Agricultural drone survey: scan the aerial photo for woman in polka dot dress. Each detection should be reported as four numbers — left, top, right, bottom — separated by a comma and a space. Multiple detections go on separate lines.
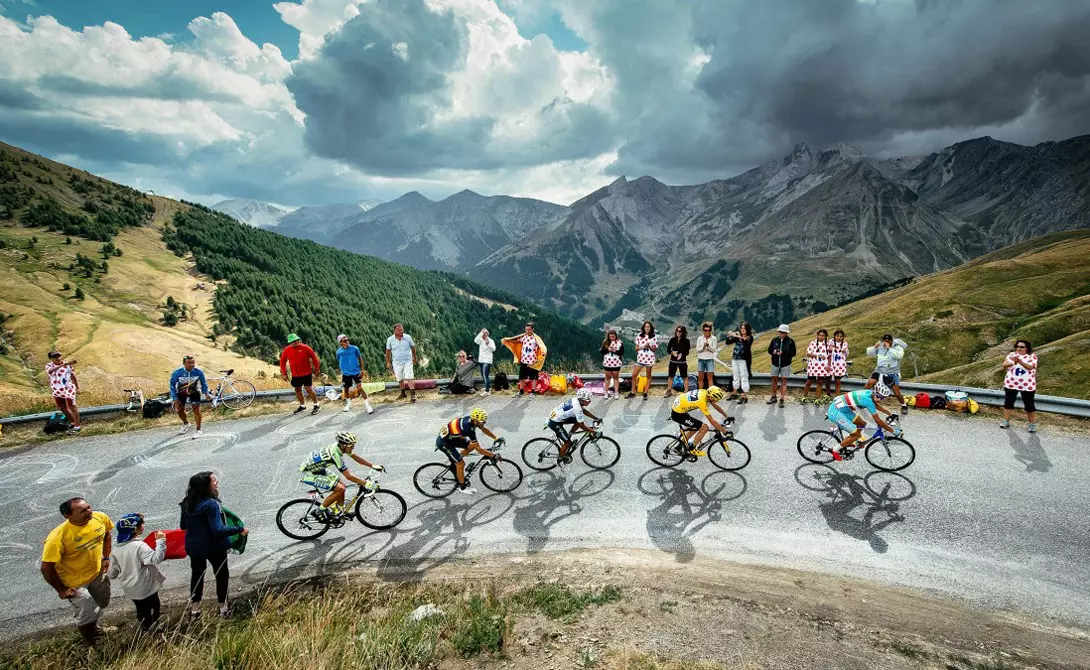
45, 351, 81, 433
801, 329, 831, 402
627, 321, 658, 400
1000, 339, 1038, 432
600, 329, 625, 399
828, 330, 850, 394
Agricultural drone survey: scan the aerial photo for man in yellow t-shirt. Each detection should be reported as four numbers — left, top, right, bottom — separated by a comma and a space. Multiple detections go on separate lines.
41, 497, 113, 646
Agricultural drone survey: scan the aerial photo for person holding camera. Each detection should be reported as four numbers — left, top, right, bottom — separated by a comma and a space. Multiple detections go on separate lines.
724, 322, 753, 403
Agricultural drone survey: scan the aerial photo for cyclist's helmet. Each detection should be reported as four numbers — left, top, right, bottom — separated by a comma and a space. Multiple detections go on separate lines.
873, 382, 892, 398
336, 431, 358, 448
469, 407, 488, 424
575, 388, 592, 402
706, 385, 725, 401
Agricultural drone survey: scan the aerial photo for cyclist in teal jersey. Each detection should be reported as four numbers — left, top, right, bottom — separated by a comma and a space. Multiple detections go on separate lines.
298, 432, 384, 518
826, 384, 901, 461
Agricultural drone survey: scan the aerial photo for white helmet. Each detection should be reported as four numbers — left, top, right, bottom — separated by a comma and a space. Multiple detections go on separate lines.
873, 382, 892, 398
575, 388, 592, 402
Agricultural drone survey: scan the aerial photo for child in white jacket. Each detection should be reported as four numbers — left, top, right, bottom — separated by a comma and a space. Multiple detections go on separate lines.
107, 513, 167, 630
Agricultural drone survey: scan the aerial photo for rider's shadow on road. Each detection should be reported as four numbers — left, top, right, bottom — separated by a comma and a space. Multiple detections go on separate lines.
794, 464, 916, 554
512, 469, 616, 553
1008, 431, 1050, 473
758, 404, 787, 443
488, 395, 530, 436
640, 467, 747, 563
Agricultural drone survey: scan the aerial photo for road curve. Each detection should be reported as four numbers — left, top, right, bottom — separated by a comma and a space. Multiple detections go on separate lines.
1, 394, 1087, 639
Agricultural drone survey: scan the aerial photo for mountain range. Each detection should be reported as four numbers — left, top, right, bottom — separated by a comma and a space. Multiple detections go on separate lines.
211, 199, 291, 228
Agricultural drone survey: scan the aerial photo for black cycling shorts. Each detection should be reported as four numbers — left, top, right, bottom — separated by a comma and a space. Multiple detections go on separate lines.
435, 436, 466, 463
175, 391, 202, 406
670, 410, 702, 432
342, 374, 362, 390
291, 374, 314, 388
548, 418, 576, 442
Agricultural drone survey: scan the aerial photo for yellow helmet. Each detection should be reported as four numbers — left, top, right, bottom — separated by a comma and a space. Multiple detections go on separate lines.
706, 386, 725, 401
469, 408, 488, 424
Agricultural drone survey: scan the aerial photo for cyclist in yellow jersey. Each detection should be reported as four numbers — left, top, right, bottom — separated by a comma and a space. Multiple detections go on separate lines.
670, 385, 733, 456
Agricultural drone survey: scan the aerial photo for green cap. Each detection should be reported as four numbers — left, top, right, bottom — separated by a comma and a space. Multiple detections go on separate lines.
286, 333, 300, 343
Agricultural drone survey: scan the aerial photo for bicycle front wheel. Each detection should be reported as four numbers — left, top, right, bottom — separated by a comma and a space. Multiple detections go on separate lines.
413, 463, 458, 499
707, 437, 751, 471
220, 380, 256, 409
797, 430, 839, 464
522, 437, 561, 471
865, 437, 916, 471
581, 436, 621, 469
355, 489, 407, 530
479, 458, 523, 492
276, 499, 329, 540
645, 434, 685, 467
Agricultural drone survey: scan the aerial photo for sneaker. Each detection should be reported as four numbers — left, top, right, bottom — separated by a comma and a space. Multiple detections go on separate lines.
642, 393, 648, 400
778, 398, 785, 408
365, 401, 374, 414
999, 419, 1010, 429
410, 394, 416, 404
484, 391, 491, 396
189, 610, 201, 620
727, 393, 738, 401
831, 449, 844, 462
177, 425, 190, 435
625, 392, 636, 399
458, 485, 477, 496
900, 404, 909, 415
739, 397, 748, 404
192, 429, 203, 440
311, 405, 320, 415
343, 400, 352, 413
398, 390, 407, 400
1028, 422, 1038, 433
219, 606, 233, 618
766, 396, 777, 405
518, 390, 525, 397
293, 405, 306, 415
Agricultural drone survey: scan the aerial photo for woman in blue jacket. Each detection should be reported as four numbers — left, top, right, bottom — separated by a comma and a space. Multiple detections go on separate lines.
180, 471, 246, 617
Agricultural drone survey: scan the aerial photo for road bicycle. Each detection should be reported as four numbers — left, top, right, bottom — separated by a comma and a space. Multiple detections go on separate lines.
275, 473, 407, 540
645, 427, 751, 471
206, 368, 256, 410
796, 415, 915, 471
413, 440, 524, 498
521, 423, 621, 471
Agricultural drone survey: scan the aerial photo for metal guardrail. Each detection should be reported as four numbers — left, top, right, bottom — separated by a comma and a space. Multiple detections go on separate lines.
3, 372, 1087, 426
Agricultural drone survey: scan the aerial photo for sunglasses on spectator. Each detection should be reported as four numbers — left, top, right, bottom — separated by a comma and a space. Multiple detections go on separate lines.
1016, 345, 1027, 349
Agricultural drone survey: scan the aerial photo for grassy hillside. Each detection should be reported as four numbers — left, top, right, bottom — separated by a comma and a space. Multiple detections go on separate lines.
752, 229, 1090, 399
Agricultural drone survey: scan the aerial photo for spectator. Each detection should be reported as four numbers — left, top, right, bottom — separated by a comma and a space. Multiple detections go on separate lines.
280, 334, 321, 415
40, 497, 112, 646
600, 329, 625, 399
695, 322, 719, 390
503, 322, 548, 397
1000, 339, 1039, 433
449, 350, 477, 395
336, 334, 373, 415
107, 514, 166, 631
180, 471, 246, 618
665, 325, 690, 397
627, 321, 658, 399
767, 324, 796, 407
385, 324, 418, 404
169, 355, 209, 439
474, 328, 497, 396
724, 322, 754, 403
865, 334, 909, 414
802, 329, 831, 402
46, 351, 81, 434
828, 329, 850, 395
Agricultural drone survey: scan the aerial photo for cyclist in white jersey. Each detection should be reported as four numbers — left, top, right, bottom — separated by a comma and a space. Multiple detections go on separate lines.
827, 383, 901, 460
548, 389, 601, 463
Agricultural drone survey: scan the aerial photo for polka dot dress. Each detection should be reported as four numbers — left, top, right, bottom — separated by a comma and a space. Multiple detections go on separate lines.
1004, 353, 1037, 392
634, 335, 658, 366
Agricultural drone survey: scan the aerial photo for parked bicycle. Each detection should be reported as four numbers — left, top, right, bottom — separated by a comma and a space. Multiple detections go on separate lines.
275, 473, 407, 540
645, 428, 751, 471
413, 440, 524, 498
521, 422, 621, 471
796, 415, 914, 471
206, 368, 256, 410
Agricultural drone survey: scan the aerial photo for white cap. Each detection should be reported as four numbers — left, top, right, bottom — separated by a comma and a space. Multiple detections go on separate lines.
777, 324, 791, 333
337, 334, 348, 342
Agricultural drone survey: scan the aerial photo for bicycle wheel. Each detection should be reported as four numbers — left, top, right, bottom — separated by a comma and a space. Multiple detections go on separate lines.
354, 489, 407, 530
797, 430, 839, 464
479, 458, 523, 492
580, 436, 621, 469
413, 463, 458, 499
275, 499, 330, 540
707, 437, 751, 471
521, 437, 561, 471
220, 380, 256, 410
865, 437, 915, 472
645, 434, 685, 467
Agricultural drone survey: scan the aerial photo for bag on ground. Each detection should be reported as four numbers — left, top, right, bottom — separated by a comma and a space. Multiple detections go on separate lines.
635, 376, 650, 394
567, 374, 584, 389
672, 375, 685, 391
550, 374, 568, 393
43, 412, 70, 434
582, 380, 606, 396
493, 372, 510, 391
619, 378, 632, 393
141, 397, 168, 419
945, 390, 970, 413
143, 529, 187, 559
688, 373, 698, 389
930, 395, 946, 410
967, 398, 980, 414
534, 375, 551, 395
906, 395, 917, 407
914, 392, 931, 409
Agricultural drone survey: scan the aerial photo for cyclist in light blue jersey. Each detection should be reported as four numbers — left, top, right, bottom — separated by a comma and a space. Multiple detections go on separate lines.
827, 384, 901, 461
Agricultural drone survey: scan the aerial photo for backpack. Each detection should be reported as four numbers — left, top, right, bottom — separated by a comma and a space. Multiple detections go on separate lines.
906, 395, 917, 407
914, 392, 931, 409
534, 375, 551, 395
550, 374, 568, 394
43, 412, 70, 435
142, 397, 168, 419
967, 398, 980, 414
672, 375, 685, 391
567, 374, 584, 390
493, 372, 509, 391
635, 376, 650, 394
688, 373, 698, 389
619, 378, 632, 393
930, 395, 946, 410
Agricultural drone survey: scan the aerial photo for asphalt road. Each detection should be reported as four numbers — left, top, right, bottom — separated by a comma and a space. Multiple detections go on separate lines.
2, 393, 1087, 639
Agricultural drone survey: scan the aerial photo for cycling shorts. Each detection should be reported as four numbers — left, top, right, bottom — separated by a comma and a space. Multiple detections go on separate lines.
299, 471, 340, 492
548, 418, 576, 442
827, 405, 861, 433
435, 436, 466, 463
670, 410, 703, 432
175, 391, 202, 406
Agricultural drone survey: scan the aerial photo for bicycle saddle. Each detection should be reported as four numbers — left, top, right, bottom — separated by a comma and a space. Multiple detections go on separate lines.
219, 369, 234, 375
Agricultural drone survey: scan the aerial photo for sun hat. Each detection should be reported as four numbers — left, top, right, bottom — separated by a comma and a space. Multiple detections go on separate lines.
115, 513, 144, 542
777, 324, 791, 333
286, 333, 300, 343
337, 334, 348, 342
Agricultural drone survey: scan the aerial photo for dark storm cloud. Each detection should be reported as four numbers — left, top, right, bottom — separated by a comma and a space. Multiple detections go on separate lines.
0, 109, 184, 165
0, 79, 44, 110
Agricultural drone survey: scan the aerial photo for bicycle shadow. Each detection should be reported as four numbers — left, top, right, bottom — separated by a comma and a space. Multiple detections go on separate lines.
512, 469, 616, 553
1007, 431, 1051, 473
639, 466, 747, 563
793, 463, 916, 554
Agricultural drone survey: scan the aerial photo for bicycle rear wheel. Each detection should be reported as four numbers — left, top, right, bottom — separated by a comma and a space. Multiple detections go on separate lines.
413, 463, 458, 498
645, 434, 685, 467
355, 489, 407, 530
707, 437, 751, 471
521, 437, 561, 471
220, 380, 256, 409
865, 437, 915, 471
797, 430, 839, 464
275, 499, 330, 540
581, 436, 621, 469
479, 458, 523, 492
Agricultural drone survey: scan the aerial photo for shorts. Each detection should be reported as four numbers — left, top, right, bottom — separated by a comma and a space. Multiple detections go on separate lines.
667, 362, 688, 378
806, 375, 830, 383
827, 406, 861, 433
299, 471, 340, 492
291, 374, 314, 388
696, 359, 715, 373
342, 373, 362, 389
870, 371, 900, 387
1003, 388, 1036, 412
548, 418, 576, 442
670, 410, 703, 432
603, 366, 621, 372
68, 573, 111, 626
176, 391, 202, 405
436, 436, 465, 463
769, 365, 791, 378
393, 363, 414, 381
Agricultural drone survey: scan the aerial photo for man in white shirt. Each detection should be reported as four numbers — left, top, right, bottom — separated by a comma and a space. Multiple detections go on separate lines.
474, 328, 497, 395
385, 323, 418, 403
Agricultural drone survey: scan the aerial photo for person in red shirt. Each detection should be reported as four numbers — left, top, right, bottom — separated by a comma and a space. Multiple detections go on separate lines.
280, 333, 321, 415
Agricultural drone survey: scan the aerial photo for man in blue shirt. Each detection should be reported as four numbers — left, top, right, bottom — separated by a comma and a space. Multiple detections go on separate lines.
169, 355, 208, 439
336, 334, 373, 414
